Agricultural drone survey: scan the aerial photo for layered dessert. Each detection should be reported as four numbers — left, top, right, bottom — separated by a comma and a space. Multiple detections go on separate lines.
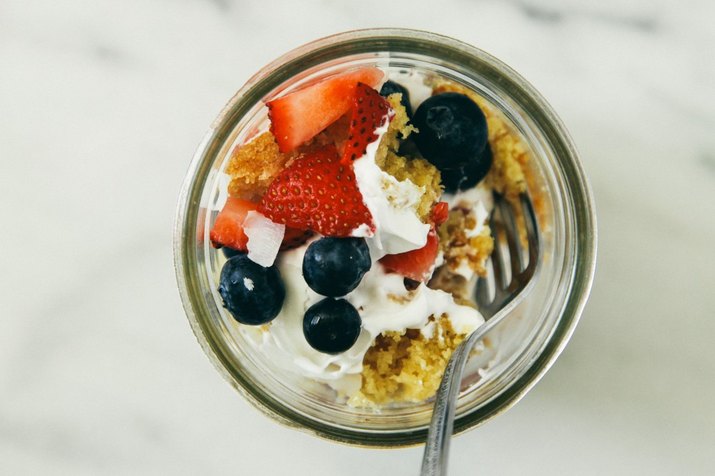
209, 66, 529, 405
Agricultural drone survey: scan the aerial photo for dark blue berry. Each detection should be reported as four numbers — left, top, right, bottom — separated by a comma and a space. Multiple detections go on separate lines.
218, 254, 285, 325
413, 93, 488, 171
222, 247, 244, 259
379, 80, 412, 117
303, 298, 362, 354
441, 143, 493, 193
303, 237, 371, 297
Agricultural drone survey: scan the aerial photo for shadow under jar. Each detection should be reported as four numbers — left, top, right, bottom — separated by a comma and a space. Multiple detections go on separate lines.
173, 28, 597, 447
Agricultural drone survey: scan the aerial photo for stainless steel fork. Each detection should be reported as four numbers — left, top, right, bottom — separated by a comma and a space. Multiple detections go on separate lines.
420, 193, 541, 476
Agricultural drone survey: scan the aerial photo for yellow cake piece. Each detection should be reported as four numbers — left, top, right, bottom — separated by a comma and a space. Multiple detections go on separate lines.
375, 94, 440, 222
437, 208, 494, 278
380, 151, 442, 221
356, 316, 467, 404
226, 131, 290, 201
375, 93, 417, 165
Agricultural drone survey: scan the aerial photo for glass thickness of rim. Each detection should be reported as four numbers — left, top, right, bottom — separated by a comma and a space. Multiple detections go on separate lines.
174, 28, 597, 447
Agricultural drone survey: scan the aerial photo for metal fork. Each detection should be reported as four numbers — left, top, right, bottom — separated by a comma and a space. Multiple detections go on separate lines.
420, 193, 541, 476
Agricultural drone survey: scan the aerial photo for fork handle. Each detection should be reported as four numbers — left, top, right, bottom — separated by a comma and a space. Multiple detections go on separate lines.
419, 336, 473, 476
419, 314, 506, 476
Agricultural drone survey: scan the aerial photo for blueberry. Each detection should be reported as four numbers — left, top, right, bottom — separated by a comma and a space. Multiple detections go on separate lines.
303, 237, 371, 297
441, 143, 493, 193
412, 93, 488, 171
303, 298, 362, 354
379, 80, 412, 117
218, 254, 285, 325
221, 247, 244, 259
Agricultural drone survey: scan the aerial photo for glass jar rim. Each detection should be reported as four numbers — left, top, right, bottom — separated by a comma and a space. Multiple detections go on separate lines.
174, 28, 597, 447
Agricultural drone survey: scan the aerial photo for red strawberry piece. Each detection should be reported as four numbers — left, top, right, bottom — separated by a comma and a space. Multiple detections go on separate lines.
341, 82, 392, 164
280, 228, 313, 251
258, 145, 374, 237
379, 227, 439, 282
267, 67, 384, 153
431, 201, 449, 226
209, 197, 258, 251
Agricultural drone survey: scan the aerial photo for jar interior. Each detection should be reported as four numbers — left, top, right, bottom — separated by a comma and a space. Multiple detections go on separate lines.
180, 39, 585, 445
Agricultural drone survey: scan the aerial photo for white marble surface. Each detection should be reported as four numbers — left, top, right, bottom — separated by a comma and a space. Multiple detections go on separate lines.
2, 0, 714, 474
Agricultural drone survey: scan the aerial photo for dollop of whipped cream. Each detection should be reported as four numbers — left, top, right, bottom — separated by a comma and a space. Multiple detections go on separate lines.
350, 121, 430, 261
239, 242, 484, 394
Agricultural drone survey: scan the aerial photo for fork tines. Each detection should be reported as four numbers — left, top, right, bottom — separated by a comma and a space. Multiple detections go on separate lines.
476, 193, 540, 318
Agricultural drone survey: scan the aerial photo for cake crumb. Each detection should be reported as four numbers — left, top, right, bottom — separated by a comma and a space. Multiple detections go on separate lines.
375, 94, 440, 222
381, 151, 441, 221
437, 208, 494, 278
226, 132, 290, 200
355, 315, 468, 404
375, 94, 417, 165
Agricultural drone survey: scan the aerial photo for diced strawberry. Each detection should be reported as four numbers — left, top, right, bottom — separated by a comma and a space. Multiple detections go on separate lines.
209, 198, 258, 251
431, 201, 449, 226
211, 199, 313, 252
267, 67, 384, 153
379, 227, 439, 282
258, 145, 374, 237
341, 82, 392, 164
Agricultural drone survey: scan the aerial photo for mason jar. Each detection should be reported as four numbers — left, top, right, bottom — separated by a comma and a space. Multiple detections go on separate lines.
173, 28, 597, 447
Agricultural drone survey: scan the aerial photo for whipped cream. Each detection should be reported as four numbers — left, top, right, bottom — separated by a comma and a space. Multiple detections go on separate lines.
351, 121, 430, 261
239, 241, 485, 394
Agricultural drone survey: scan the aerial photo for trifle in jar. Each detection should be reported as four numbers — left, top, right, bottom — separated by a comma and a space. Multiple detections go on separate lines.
174, 29, 596, 446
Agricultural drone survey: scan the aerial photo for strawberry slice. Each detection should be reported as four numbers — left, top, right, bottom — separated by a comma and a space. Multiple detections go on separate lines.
267, 67, 384, 153
431, 201, 450, 226
211, 198, 312, 252
379, 227, 439, 282
341, 82, 392, 164
210, 198, 258, 251
258, 145, 374, 237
